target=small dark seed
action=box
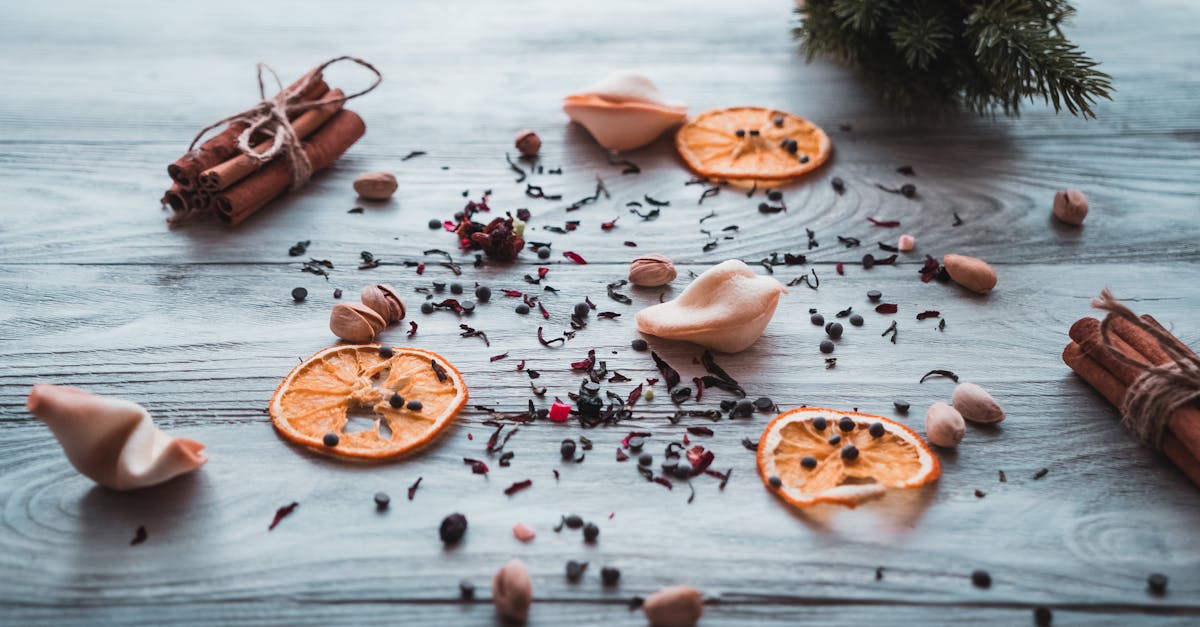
[827,322,844,339]
[753,397,774,411]
[799,154,809,163]
[971,570,992,588]
[439,513,468,544]
[975,489,986,498]
[379,346,394,358]
[627,436,645,450]
[291,287,308,302]
[827,434,842,446]
[583,522,599,542]
[433,281,446,292]
[561,439,577,459]
[1034,606,1053,626]
[429,218,443,230]
[566,560,586,582]
[450,283,463,295]
[1148,573,1168,595]
[820,339,835,354]
[869,422,885,438]
[601,566,621,586]
[867,290,882,302]
[323,433,339,447]
[631,339,649,351]
[862,254,876,269]
[565,514,584,529]
[767,190,783,201]
[900,183,916,198]
[801,456,817,469]
[893,400,911,413]
[749,129,760,136]
[735,129,746,138]
[333,288,343,299]
[813,417,828,431]
[768,475,782,488]
[638,453,652,466]
[475,285,491,302]
[849,314,864,326]
[374,492,390,510]
[672,462,693,479]
[811,313,825,326]
[733,398,754,417]
[420,302,435,314]
[407,400,423,411]
[773,115,784,127]
[389,393,405,409]
[839,416,855,432]
[842,445,859,461]
[515,304,530,315]
[460,300,475,313]
[574,302,590,318]
[538,247,551,259]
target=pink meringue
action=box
[635,259,787,353]
[26,384,207,491]
[563,72,687,152]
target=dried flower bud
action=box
[642,585,704,627]
[360,284,406,324]
[952,382,1005,424]
[353,171,398,200]
[515,130,541,158]
[329,302,386,343]
[943,253,997,294]
[492,559,532,623]
[628,253,677,287]
[925,402,965,448]
[1052,189,1088,226]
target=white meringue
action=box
[635,259,787,353]
[26,384,207,491]
[563,71,687,152]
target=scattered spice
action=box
[408,477,423,500]
[401,150,426,161]
[867,217,901,228]
[130,525,148,546]
[919,369,960,383]
[1033,468,1049,480]
[268,502,299,531]
[505,479,533,496]
[464,458,490,475]
[288,240,310,257]
[875,303,898,314]
[916,310,941,320]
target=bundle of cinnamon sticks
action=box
[1063,299,1200,487]
[162,62,370,226]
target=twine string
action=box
[1092,288,1200,449]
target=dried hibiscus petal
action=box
[563,251,588,264]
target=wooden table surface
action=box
[2,0,1198,624]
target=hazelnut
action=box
[353,171,398,200]
[515,130,541,158]
[360,284,406,324]
[925,402,965,448]
[492,558,532,623]
[329,302,386,343]
[1052,189,1088,226]
[952,382,1005,424]
[943,253,997,294]
[628,253,677,287]
[642,585,704,627]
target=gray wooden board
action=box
[1,0,1199,624]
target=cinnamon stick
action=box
[166,75,328,189]
[161,184,189,214]
[197,87,344,193]
[213,109,365,226]
[1063,342,1200,487]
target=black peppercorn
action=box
[560,439,577,459]
[475,285,491,302]
[428,218,442,230]
[433,281,445,292]
[768,475,782,488]
[374,492,390,511]
[971,569,992,588]
[900,183,916,198]
[735,129,746,138]
[839,416,855,432]
[773,115,784,127]
[820,339,835,354]
[291,287,308,302]
[749,129,760,136]
[862,254,876,269]
[631,339,648,351]
[842,445,859,461]
[733,398,754,417]
[894,400,911,413]
[753,397,774,411]
[849,314,864,326]
[601,566,621,586]
[801,456,817,469]
[515,304,530,315]
[672,461,693,479]
[1034,606,1053,626]
[407,400,423,411]
[538,247,551,259]
[767,190,783,201]
[566,560,587,582]
[869,422,885,438]
[827,322,844,339]
[439,513,467,544]
[811,313,825,326]
[379,346,394,358]
[627,436,645,450]
[583,522,599,542]
[333,288,343,299]
[828,434,842,446]
[574,302,590,318]
[459,579,475,599]
[813,417,828,431]
[1148,573,1168,595]
[460,300,475,314]
[867,290,882,302]
[323,433,339,447]
[450,283,463,295]
[420,302,434,314]
[638,453,652,467]
[565,514,584,529]
[389,393,404,409]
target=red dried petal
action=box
[876,303,899,314]
[836,263,844,275]
[563,251,588,264]
[916,310,940,320]
[867,217,901,227]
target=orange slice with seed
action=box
[757,407,939,508]
[270,345,467,460]
[675,106,831,182]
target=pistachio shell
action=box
[943,253,997,294]
[925,402,965,448]
[642,585,704,627]
[1052,189,1089,225]
[563,72,687,152]
[492,559,532,623]
[360,284,406,324]
[628,253,677,287]
[329,302,385,343]
[635,259,786,353]
[353,171,397,200]
[952,382,1005,424]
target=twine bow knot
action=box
[187,56,382,190]
[1093,288,1200,450]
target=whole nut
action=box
[628,253,677,287]
[515,129,541,158]
[360,284,406,324]
[925,402,965,448]
[943,253,997,294]
[492,559,532,623]
[329,302,386,343]
[952,382,1005,424]
[1052,189,1089,226]
[642,585,704,627]
[353,171,398,200]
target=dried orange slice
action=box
[757,407,939,508]
[675,106,831,181]
[270,345,467,460]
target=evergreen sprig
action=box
[794,0,1113,117]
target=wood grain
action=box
[1,0,1198,624]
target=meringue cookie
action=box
[26,384,207,491]
[563,71,687,152]
[635,259,787,353]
